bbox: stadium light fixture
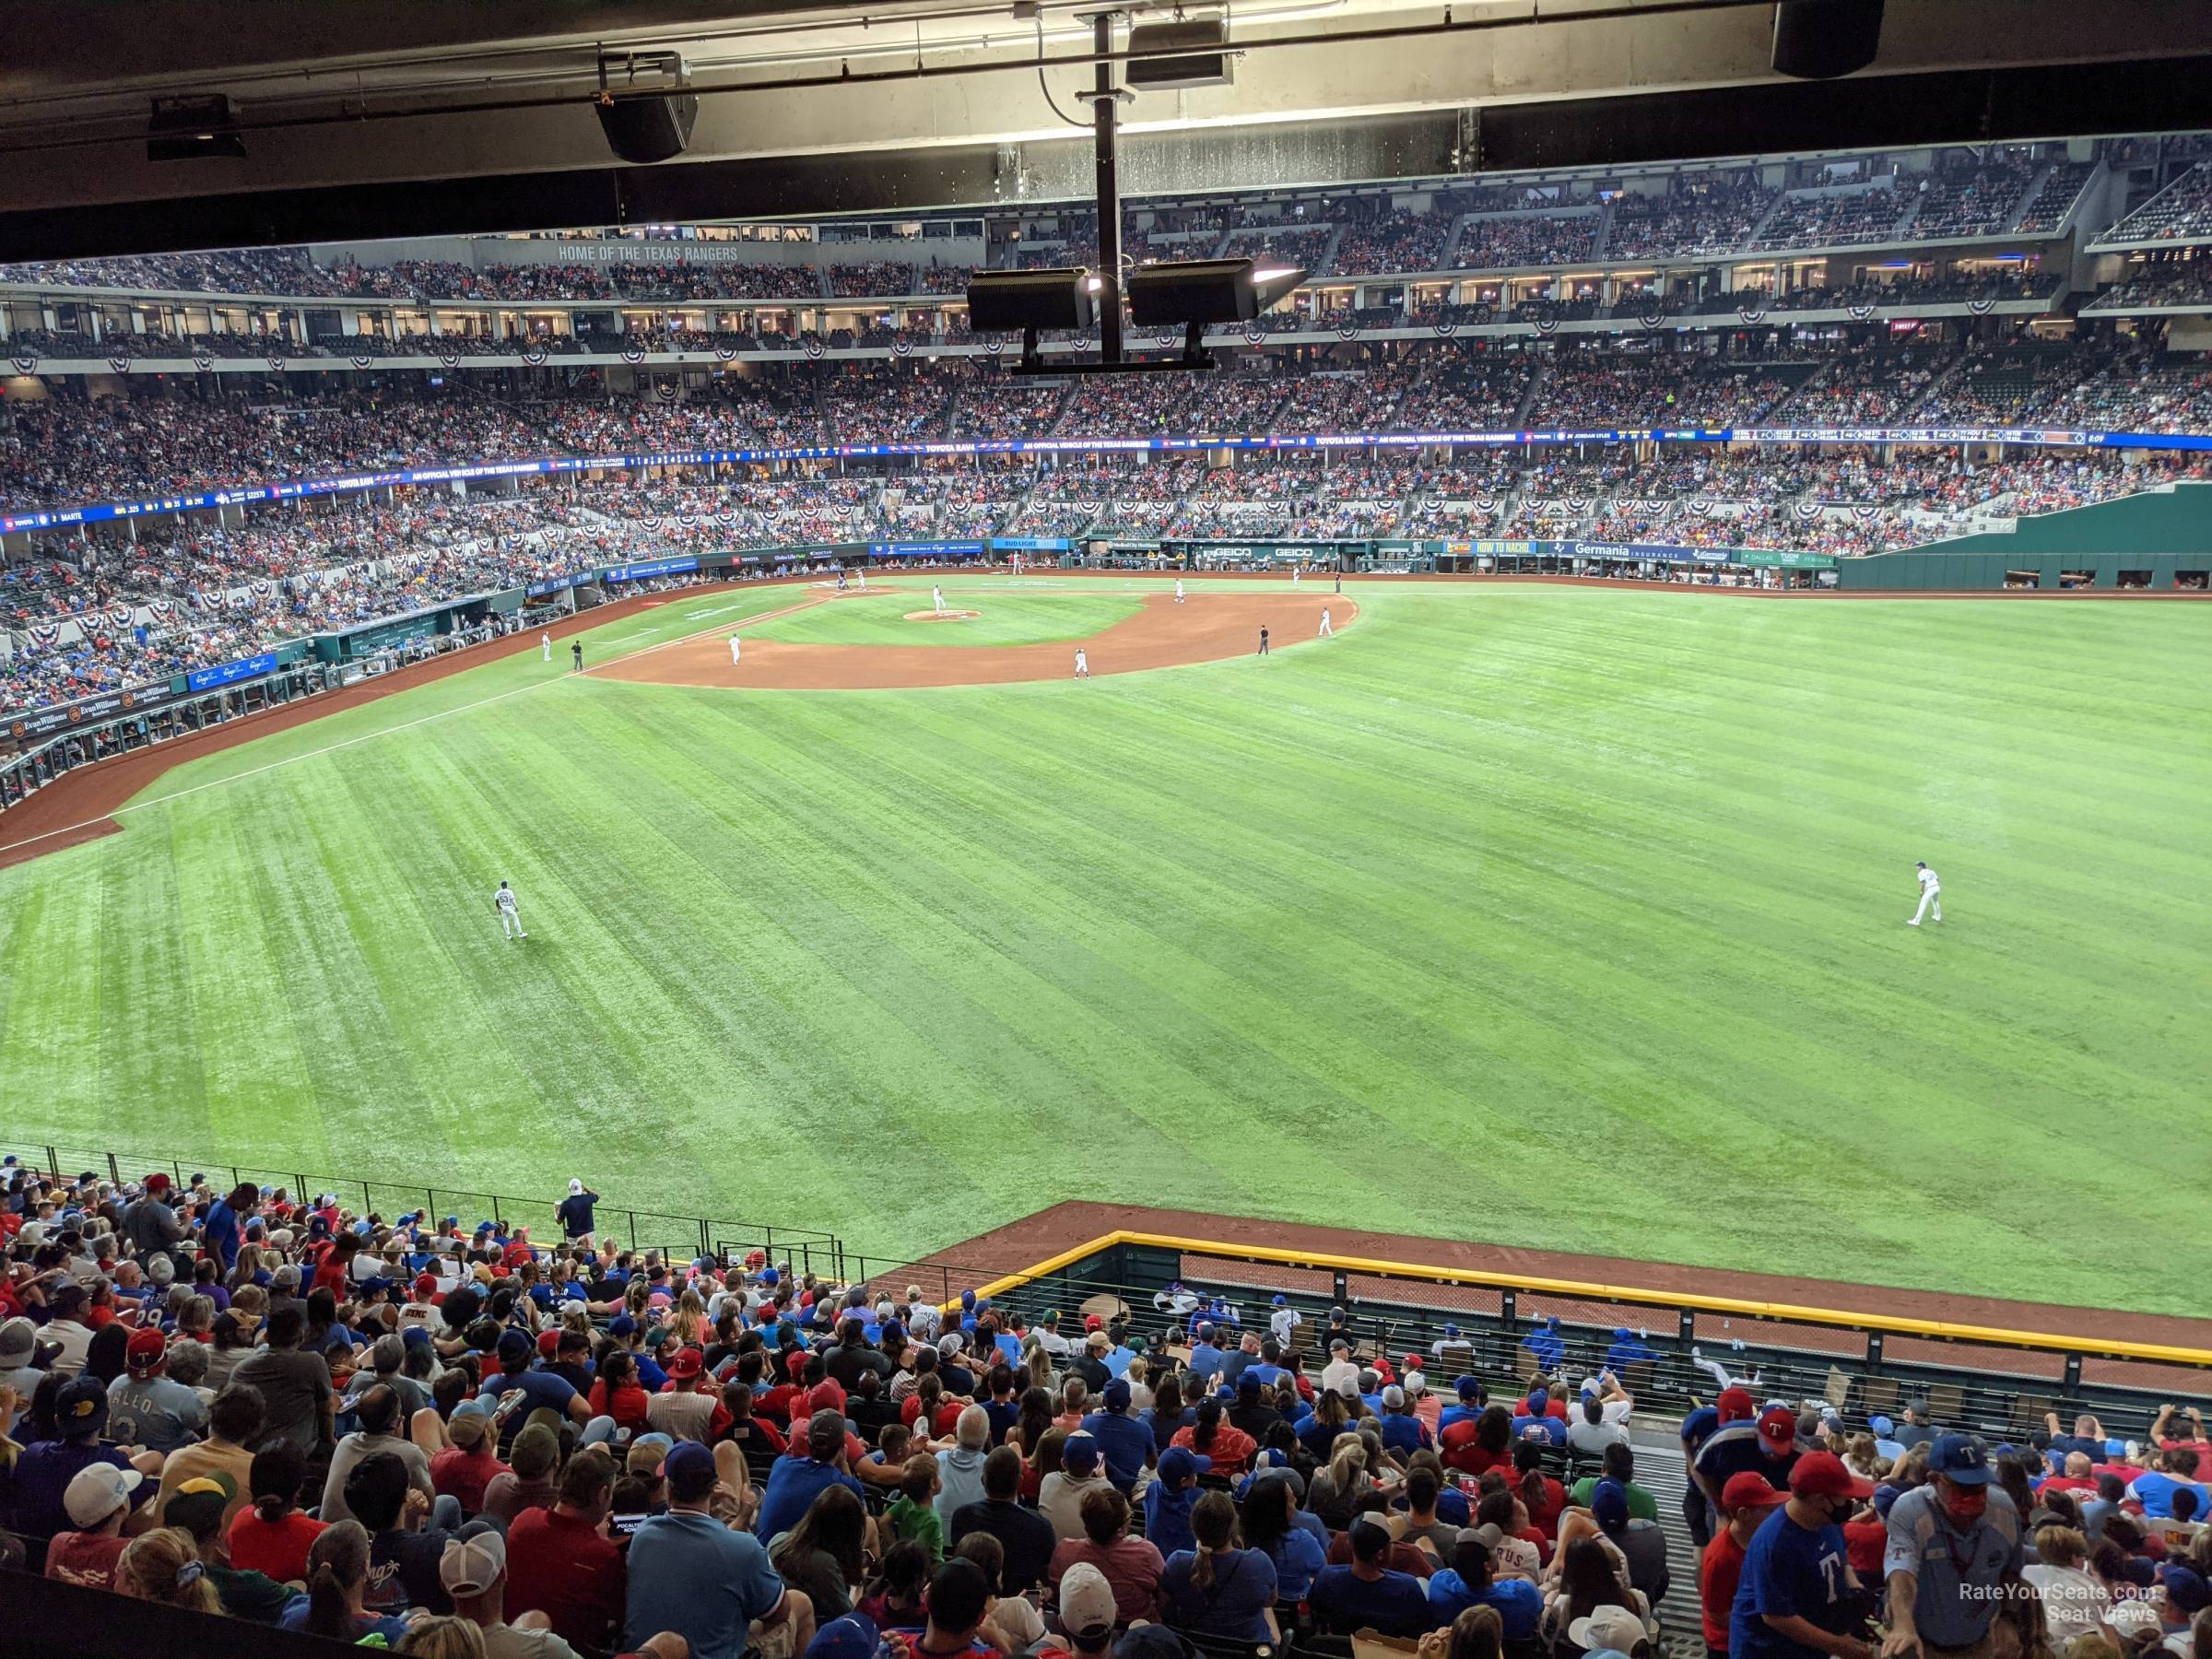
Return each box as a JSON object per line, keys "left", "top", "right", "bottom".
{"left": 1125, "top": 257, "right": 1311, "bottom": 327}
{"left": 964, "top": 266, "right": 1098, "bottom": 371}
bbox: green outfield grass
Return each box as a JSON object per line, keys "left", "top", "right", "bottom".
{"left": 2, "top": 575, "right": 2207, "bottom": 1314}
{"left": 745, "top": 585, "right": 1146, "bottom": 646}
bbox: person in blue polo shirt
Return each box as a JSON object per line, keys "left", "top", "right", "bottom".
{"left": 1731, "top": 1451, "right": 1877, "bottom": 1659}
{"left": 1377, "top": 1385, "right": 1430, "bottom": 1456}
{"left": 1312, "top": 1517, "right": 1438, "bottom": 1636}
{"left": 1881, "top": 1434, "right": 2024, "bottom": 1659}
{"left": 758, "top": 1408, "right": 867, "bottom": 1542}
{"left": 627, "top": 1441, "right": 806, "bottom": 1659}
{"left": 1511, "top": 1389, "right": 1565, "bottom": 1447}
{"left": 1439, "top": 1378, "right": 1486, "bottom": 1434}
{"left": 1080, "top": 1378, "right": 1153, "bottom": 1493}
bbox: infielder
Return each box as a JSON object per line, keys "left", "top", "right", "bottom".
{"left": 1909, "top": 861, "right": 1942, "bottom": 926}
{"left": 495, "top": 880, "right": 527, "bottom": 940}
{"left": 571, "top": 640, "right": 583, "bottom": 672}
{"left": 1074, "top": 648, "right": 1089, "bottom": 678}
{"left": 1174, "top": 578, "right": 1185, "bottom": 604}
{"left": 1291, "top": 567, "right": 1301, "bottom": 587}
{"left": 932, "top": 584, "right": 947, "bottom": 616}
{"left": 541, "top": 630, "right": 550, "bottom": 662}
{"left": 729, "top": 635, "right": 742, "bottom": 665}
{"left": 1257, "top": 625, "right": 1270, "bottom": 655}
{"left": 1319, "top": 607, "right": 1334, "bottom": 638}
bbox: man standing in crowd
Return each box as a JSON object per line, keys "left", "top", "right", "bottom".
{"left": 1698, "top": 1405, "right": 1810, "bottom": 1532}
{"left": 1703, "top": 1473, "right": 1788, "bottom": 1659}
{"left": 556, "top": 1179, "right": 599, "bottom": 1247}
{"left": 1880, "top": 1435, "right": 2023, "bottom": 1659}
{"left": 1731, "top": 1451, "right": 1877, "bottom": 1659}
{"left": 229, "top": 1306, "right": 334, "bottom": 1457}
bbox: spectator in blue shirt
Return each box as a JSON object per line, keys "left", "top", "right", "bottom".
{"left": 1186, "top": 1324, "right": 1227, "bottom": 1384}
{"left": 759, "top": 1408, "right": 869, "bottom": 1542}
{"left": 2127, "top": 1448, "right": 2211, "bottom": 1520}
{"left": 477, "top": 1330, "right": 590, "bottom": 1453}
{"left": 1378, "top": 1385, "right": 1431, "bottom": 1456}
{"left": 1161, "top": 1490, "right": 1280, "bottom": 1643}
{"left": 1605, "top": 1326, "right": 1658, "bottom": 1371}
{"left": 1312, "top": 1517, "right": 1437, "bottom": 1636}
{"left": 1439, "top": 1378, "right": 1487, "bottom": 1434}
{"left": 1241, "top": 1470, "right": 1328, "bottom": 1602}
{"left": 1520, "top": 1316, "right": 1564, "bottom": 1373}
{"left": 1729, "top": 1451, "right": 1876, "bottom": 1659}
{"left": 1080, "top": 1377, "right": 1153, "bottom": 1493}
{"left": 1427, "top": 1531, "right": 1543, "bottom": 1639}
{"left": 627, "top": 1441, "right": 809, "bottom": 1659}
{"left": 201, "top": 1183, "right": 257, "bottom": 1273}
{"left": 1145, "top": 1445, "right": 1210, "bottom": 1559}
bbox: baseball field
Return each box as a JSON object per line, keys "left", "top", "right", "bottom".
{"left": 1, "top": 574, "right": 2206, "bottom": 1314}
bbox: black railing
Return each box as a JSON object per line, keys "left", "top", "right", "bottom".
{"left": 5, "top": 1140, "right": 845, "bottom": 1281}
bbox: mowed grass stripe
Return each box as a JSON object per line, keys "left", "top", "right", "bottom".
{"left": 0, "top": 582, "right": 2205, "bottom": 1310}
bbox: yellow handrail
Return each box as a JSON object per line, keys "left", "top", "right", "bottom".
{"left": 947, "top": 1229, "right": 2212, "bottom": 1370}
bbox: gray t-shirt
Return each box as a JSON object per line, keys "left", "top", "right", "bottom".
{"left": 322, "top": 1430, "right": 436, "bottom": 1525}
{"left": 231, "top": 1347, "right": 334, "bottom": 1454}
{"left": 107, "top": 1373, "right": 209, "bottom": 1453}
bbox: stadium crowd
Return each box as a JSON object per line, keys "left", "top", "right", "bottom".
{"left": 5, "top": 1161, "right": 2212, "bottom": 1659}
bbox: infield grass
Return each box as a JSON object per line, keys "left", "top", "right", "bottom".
{"left": 2, "top": 575, "right": 2206, "bottom": 1315}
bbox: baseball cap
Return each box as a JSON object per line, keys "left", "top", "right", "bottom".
{"left": 1455, "top": 1377, "right": 1482, "bottom": 1401}
{"left": 1789, "top": 1452, "right": 1876, "bottom": 1500}
{"left": 1382, "top": 1384, "right": 1406, "bottom": 1410}
{"left": 1930, "top": 1433, "right": 1991, "bottom": 1487}
{"left": 1716, "top": 1386, "right": 1756, "bottom": 1423}
{"left": 1063, "top": 1432, "right": 1100, "bottom": 1474}
{"left": 414, "top": 1272, "right": 441, "bottom": 1296}
{"left": 0, "top": 1318, "right": 36, "bottom": 1367}
{"left": 1757, "top": 1406, "right": 1798, "bottom": 1451}
{"left": 1102, "top": 1379, "right": 1132, "bottom": 1411}
{"left": 1722, "top": 1473, "right": 1789, "bottom": 1512}
{"left": 1114, "top": 1627, "right": 1188, "bottom": 1659}
{"left": 807, "top": 1615, "right": 883, "bottom": 1659}
{"left": 1591, "top": 1479, "right": 1630, "bottom": 1535}
{"left": 1237, "top": 1371, "right": 1262, "bottom": 1397}
{"left": 1159, "top": 1446, "right": 1212, "bottom": 1484}
{"left": 1059, "top": 1561, "right": 1118, "bottom": 1641}
{"left": 125, "top": 1327, "right": 168, "bottom": 1374}
{"left": 496, "top": 1329, "right": 533, "bottom": 1368}
{"left": 568, "top": 1178, "right": 584, "bottom": 1195}
{"left": 56, "top": 1376, "right": 109, "bottom": 1438}
{"left": 64, "top": 1463, "right": 143, "bottom": 1528}
{"left": 667, "top": 1347, "right": 705, "bottom": 1382}
{"left": 1869, "top": 1416, "right": 1895, "bottom": 1437}
{"left": 440, "top": 1531, "right": 507, "bottom": 1596}
{"left": 1271, "top": 1294, "right": 1288, "bottom": 1307}
{"left": 2164, "top": 1566, "right": 2211, "bottom": 1615}
{"left": 162, "top": 1477, "right": 230, "bottom": 1539}
{"left": 1567, "top": 1607, "right": 1646, "bottom": 1656}
{"left": 1524, "top": 1388, "right": 1548, "bottom": 1414}
{"left": 664, "top": 1440, "right": 718, "bottom": 1494}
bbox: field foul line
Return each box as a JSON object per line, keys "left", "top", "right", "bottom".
{"left": 0, "top": 592, "right": 829, "bottom": 861}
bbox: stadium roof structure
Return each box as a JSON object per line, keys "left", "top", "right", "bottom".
{"left": 0, "top": 0, "right": 2207, "bottom": 257}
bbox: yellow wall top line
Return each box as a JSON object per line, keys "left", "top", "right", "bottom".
{"left": 943, "top": 1229, "right": 2212, "bottom": 1371}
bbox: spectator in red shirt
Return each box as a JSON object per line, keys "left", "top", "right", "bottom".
{"left": 429, "top": 1406, "right": 507, "bottom": 1515}
{"left": 506, "top": 1446, "right": 628, "bottom": 1653}
{"left": 1171, "top": 1398, "right": 1257, "bottom": 1477}
{"left": 1511, "top": 1441, "right": 1567, "bottom": 1541}
{"left": 227, "top": 1443, "right": 327, "bottom": 1584}
{"left": 1444, "top": 1406, "right": 1514, "bottom": 1478}
{"left": 591, "top": 1349, "right": 653, "bottom": 1440}
{"left": 1699, "top": 1472, "right": 1787, "bottom": 1659}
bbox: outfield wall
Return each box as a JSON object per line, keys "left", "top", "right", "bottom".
{"left": 1838, "top": 482, "right": 2212, "bottom": 590}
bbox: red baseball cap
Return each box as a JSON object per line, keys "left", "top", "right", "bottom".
{"left": 143, "top": 1173, "right": 171, "bottom": 1194}
{"left": 1722, "top": 1472, "right": 1788, "bottom": 1512}
{"left": 1789, "top": 1451, "right": 1876, "bottom": 1500}
{"left": 1084, "top": 1314, "right": 1103, "bottom": 1331}
{"left": 537, "top": 1329, "right": 561, "bottom": 1359}
{"left": 667, "top": 1347, "right": 705, "bottom": 1381}
{"left": 414, "top": 1273, "right": 440, "bottom": 1296}
{"left": 125, "top": 1327, "right": 168, "bottom": 1373}
{"left": 1757, "top": 1406, "right": 1798, "bottom": 1451}
{"left": 1716, "top": 1387, "right": 1756, "bottom": 1423}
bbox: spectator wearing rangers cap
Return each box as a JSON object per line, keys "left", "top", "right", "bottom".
{"left": 1730, "top": 1451, "right": 1877, "bottom": 1659}
{"left": 107, "top": 1325, "right": 207, "bottom": 1454}
{"left": 1701, "top": 1472, "right": 1788, "bottom": 1659}
{"left": 1697, "top": 1403, "right": 1814, "bottom": 1532}
{"left": 1879, "top": 1434, "right": 2024, "bottom": 1659}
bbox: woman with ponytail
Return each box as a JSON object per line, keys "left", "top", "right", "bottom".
{"left": 1171, "top": 1395, "right": 1258, "bottom": 1476}
{"left": 1512, "top": 1440, "right": 1567, "bottom": 1542}
{"left": 117, "top": 1527, "right": 227, "bottom": 1615}
{"left": 276, "top": 1519, "right": 412, "bottom": 1644}
{"left": 228, "top": 1441, "right": 326, "bottom": 1583}
{"left": 1160, "top": 1489, "right": 1280, "bottom": 1642}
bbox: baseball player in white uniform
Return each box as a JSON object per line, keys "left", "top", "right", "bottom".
{"left": 1319, "top": 607, "right": 1334, "bottom": 638}
{"left": 933, "top": 585, "right": 947, "bottom": 616}
{"left": 729, "top": 635, "right": 742, "bottom": 665}
{"left": 1909, "top": 861, "right": 1942, "bottom": 926}
{"left": 1074, "top": 648, "right": 1089, "bottom": 678}
{"left": 1174, "top": 579, "right": 1185, "bottom": 604}
{"left": 541, "top": 631, "right": 550, "bottom": 662}
{"left": 857, "top": 570, "right": 868, "bottom": 591}
{"left": 495, "top": 880, "right": 526, "bottom": 940}
{"left": 1291, "top": 567, "right": 1301, "bottom": 587}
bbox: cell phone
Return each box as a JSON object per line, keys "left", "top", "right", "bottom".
{"left": 610, "top": 1512, "right": 649, "bottom": 1537}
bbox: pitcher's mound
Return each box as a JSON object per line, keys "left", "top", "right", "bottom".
{"left": 906, "top": 609, "right": 982, "bottom": 622}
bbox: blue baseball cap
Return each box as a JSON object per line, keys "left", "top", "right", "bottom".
{"left": 1592, "top": 1478, "right": 1630, "bottom": 1535}
{"left": 1455, "top": 1377, "right": 1482, "bottom": 1401}
{"left": 608, "top": 1314, "right": 637, "bottom": 1337}
{"left": 1158, "top": 1446, "right": 1211, "bottom": 1484}
{"left": 1869, "top": 1416, "right": 1894, "bottom": 1437}
{"left": 1272, "top": 1295, "right": 1287, "bottom": 1306}
{"left": 806, "top": 1614, "right": 882, "bottom": 1659}
{"left": 1443, "top": 1323, "right": 1459, "bottom": 1337}
{"left": 664, "top": 1440, "right": 717, "bottom": 1488}
{"left": 2162, "top": 1566, "right": 2210, "bottom": 1615}
{"left": 1930, "top": 1432, "right": 1990, "bottom": 1486}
